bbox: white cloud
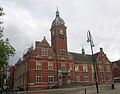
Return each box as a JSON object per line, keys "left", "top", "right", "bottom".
{"left": 0, "top": 0, "right": 120, "bottom": 64}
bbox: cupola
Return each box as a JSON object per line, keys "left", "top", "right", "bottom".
{"left": 52, "top": 9, "right": 65, "bottom": 26}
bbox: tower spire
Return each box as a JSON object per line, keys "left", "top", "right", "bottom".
{"left": 56, "top": 6, "right": 59, "bottom": 17}
{"left": 57, "top": 5, "right": 58, "bottom": 12}
{"left": 51, "top": 6, "right": 65, "bottom": 26}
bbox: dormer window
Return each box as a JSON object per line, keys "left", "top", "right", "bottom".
{"left": 42, "top": 48, "right": 48, "bottom": 56}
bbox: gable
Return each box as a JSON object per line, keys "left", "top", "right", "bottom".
{"left": 35, "top": 37, "right": 51, "bottom": 48}
{"left": 39, "top": 40, "right": 50, "bottom": 48}
{"left": 96, "top": 52, "right": 110, "bottom": 64}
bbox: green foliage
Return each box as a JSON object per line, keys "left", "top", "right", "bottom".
{"left": 0, "top": 8, "right": 15, "bottom": 73}
{"left": 0, "top": 30, "right": 15, "bottom": 73}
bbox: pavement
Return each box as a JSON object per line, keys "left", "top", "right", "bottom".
{"left": 79, "top": 83, "right": 120, "bottom": 94}
{"left": 18, "top": 83, "right": 120, "bottom": 94}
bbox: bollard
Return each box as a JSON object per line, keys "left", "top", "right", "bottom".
{"left": 112, "top": 84, "right": 115, "bottom": 89}
{"left": 85, "top": 88, "right": 86, "bottom": 94}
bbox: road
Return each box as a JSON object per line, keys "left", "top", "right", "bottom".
{"left": 19, "top": 83, "right": 120, "bottom": 94}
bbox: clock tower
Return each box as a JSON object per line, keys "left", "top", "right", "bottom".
{"left": 50, "top": 10, "right": 68, "bottom": 58}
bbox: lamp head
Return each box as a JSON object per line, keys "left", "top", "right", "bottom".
{"left": 87, "top": 39, "right": 90, "bottom": 42}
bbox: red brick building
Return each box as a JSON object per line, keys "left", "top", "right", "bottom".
{"left": 9, "top": 65, "right": 14, "bottom": 90}
{"left": 14, "top": 10, "right": 112, "bottom": 91}
{"left": 112, "top": 60, "right": 120, "bottom": 83}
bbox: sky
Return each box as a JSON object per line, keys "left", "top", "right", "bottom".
{"left": 0, "top": 0, "right": 120, "bottom": 64}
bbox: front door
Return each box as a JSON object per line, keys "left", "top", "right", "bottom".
{"left": 62, "top": 73, "right": 68, "bottom": 85}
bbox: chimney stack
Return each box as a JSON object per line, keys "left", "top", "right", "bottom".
{"left": 100, "top": 48, "right": 103, "bottom": 53}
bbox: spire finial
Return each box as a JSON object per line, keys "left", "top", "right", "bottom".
{"left": 56, "top": 6, "right": 59, "bottom": 17}
{"left": 57, "top": 6, "right": 58, "bottom": 12}
{"left": 82, "top": 46, "right": 85, "bottom": 55}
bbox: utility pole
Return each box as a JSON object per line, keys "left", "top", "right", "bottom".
{"left": 87, "top": 30, "right": 99, "bottom": 93}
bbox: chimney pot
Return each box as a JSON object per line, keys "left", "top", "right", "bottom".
{"left": 100, "top": 48, "right": 103, "bottom": 53}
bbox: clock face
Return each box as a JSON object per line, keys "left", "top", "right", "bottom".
{"left": 59, "top": 29, "right": 64, "bottom": 35}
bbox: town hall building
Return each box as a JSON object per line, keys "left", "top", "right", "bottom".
{"left": 14, "top": 10, "right": 112, "bottom": 91}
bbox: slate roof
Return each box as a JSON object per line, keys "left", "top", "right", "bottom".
{"left": 69, "top": 52, "right": 100, "bottom": 63}
{"left": 112, "top": 60, "right": 120, "bottom": 67}
{"left": 112, "top": 60, "right": 120, "bottom": 63}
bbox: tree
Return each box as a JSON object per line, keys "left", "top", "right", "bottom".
{"left": 0, "top": 7, "right": 15, "bottom": 73}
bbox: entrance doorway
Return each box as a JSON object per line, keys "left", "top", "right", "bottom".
{"left": 62, "top": 73, "right": 68, "bottom": 85}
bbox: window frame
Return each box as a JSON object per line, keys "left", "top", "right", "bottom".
{"left": 48, "top": 62, "right": 54, "bottom": 70}
{"left": 84, "top": 72, "right": 89, "bottom": 81}
{"left": 83, "top": 64, "right": 88, "bottom": 72}
{"left": 61, "top": 63, "right": 66, "bottom": 72}
{"left": 106, "top": 64, "right": 110, "bottom": 72}
{"left": 48, "top": 76, "right": 54, "bottom": 83}
{"left": 36, "top": 60, "right": 42, "bottom": 70}
{"left": 42, "top": 48, "right": 48, "bottom": 56}
{"left": 100, "top": 72, "right": 105, "bottom": 81}
{"left": 99, "top": 64, "right": 104, "bottom": 72}
{"left": 75, "top": 64, "right": 79, "bottom": 72}
{"left": 69, "top": 64, "right": 73, "bottom": 71}
{"left": 76, "top": 75, "right": 80, "bottom": 82}
{"left": 36, "top": 74, "right": 42, "bottom": 83}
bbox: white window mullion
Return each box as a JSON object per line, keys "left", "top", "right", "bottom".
{"left": 42, "top": 48, "right": 48, "bottom": 56}
{"left": 36, "top": 60, "right": 42, "bottom": 70}
{"left": 36, "top": 75, "right": 42, "bottom": 83}
{"left": 48, "top": 76, "right": 54, "bottom": 83}
{"left": 48, "top": 62, "right": 53, "bottom": 70}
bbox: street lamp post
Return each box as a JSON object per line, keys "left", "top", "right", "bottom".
{"left": 87, "top": 30, "right": 99, "bottom": 93}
